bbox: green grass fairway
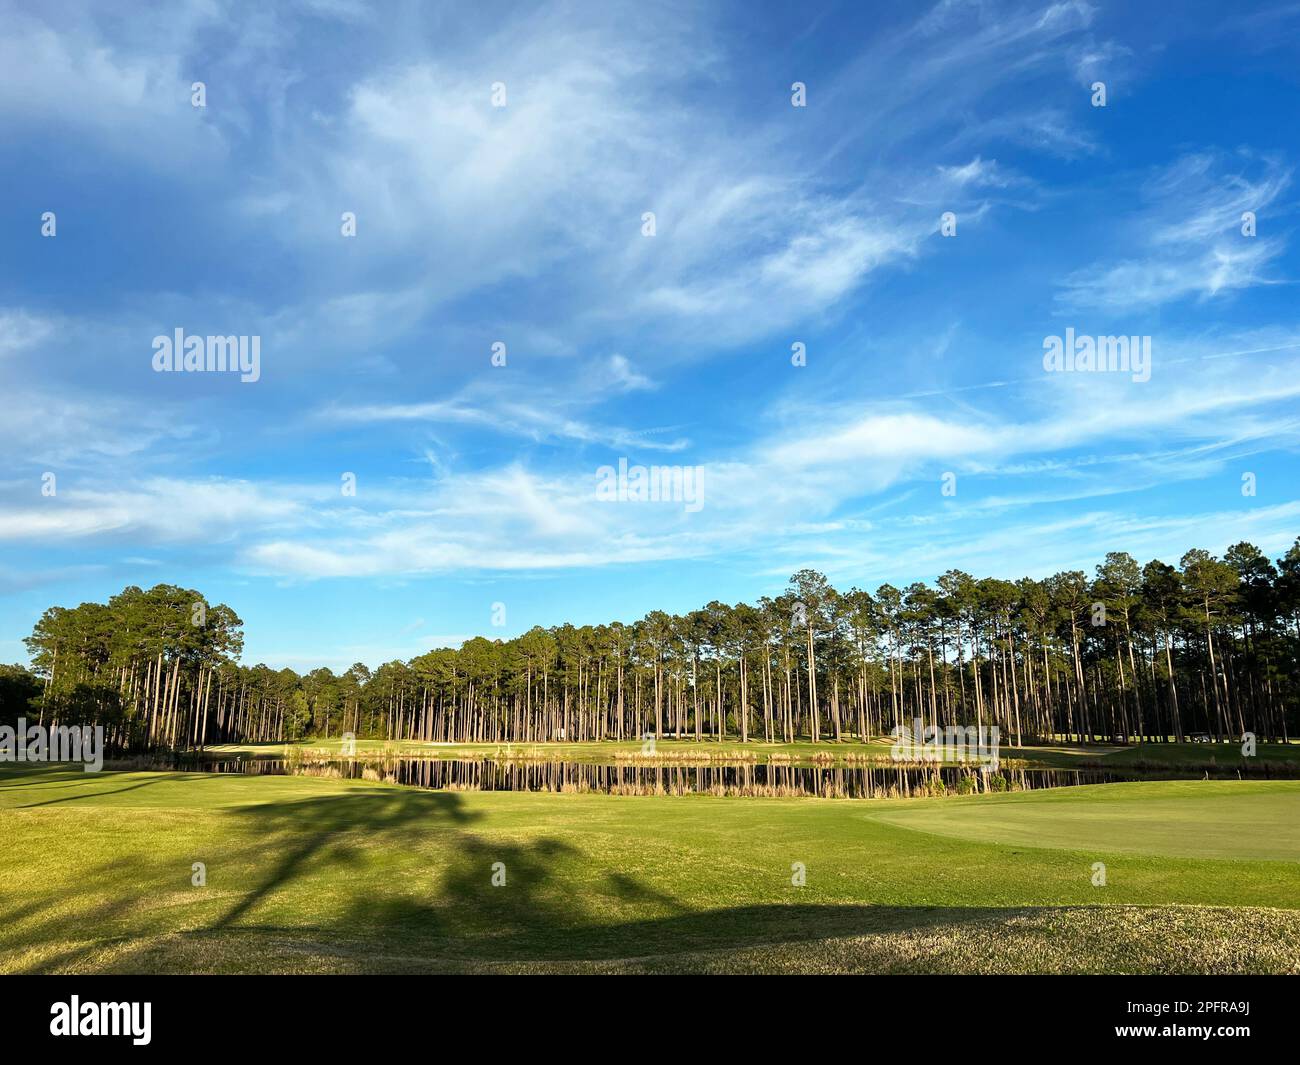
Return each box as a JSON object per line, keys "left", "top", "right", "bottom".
{"left": 870, "top": 780, "right": 1300, "bottom": 860}
{"left": 1023, "top": 740, "right": 1300, "bottom": 770}
{"left": 1096, "top": 741, "right": 1300, "bottom": 767}
{"left": 2, "top": 766, "right": 1299, "bottom": 974}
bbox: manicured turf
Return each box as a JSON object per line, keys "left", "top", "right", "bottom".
{"left": 2, "top": 765, "right": 1298, "bottom": 973}
{"left": 870, "top": 780, "right": 1300, "bottom": 860}
{"left": 1095, "top": 740, "right": 1300, "bottom": 767}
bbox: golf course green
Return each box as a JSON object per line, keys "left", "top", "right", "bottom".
{"left": 2, "top": 763, "right": 1298, "bottom": 973}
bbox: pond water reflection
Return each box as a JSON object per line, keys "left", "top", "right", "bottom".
{"left": 166, "top": 755, "right": 1155, "bottom": 799}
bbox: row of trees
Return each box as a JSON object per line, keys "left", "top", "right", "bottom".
{"left": 6, "top": 538, "right": 1300, "bottom": 751}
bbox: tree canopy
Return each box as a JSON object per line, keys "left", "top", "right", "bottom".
{"left": 7, "top": 537, "right": 1300, "bottom": 750}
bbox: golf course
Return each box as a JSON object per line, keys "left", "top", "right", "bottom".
{"left": 4, "top": 755, "right": 1299, "bottom": 974}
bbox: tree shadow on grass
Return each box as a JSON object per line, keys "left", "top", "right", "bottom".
{"left": 1, "top": 783, "right": 483, "bottom": 972}
{"left": 17, "top": 776, "right": 172, "bottom": 807}
{"left": 211, "top": 788, "right": 481, "bottom": 930}
{"left": 0, "top": 768, "right": 105, "bottom": 791}
{"left": 0, "top": 773, "right": 1114, "bottom": 973}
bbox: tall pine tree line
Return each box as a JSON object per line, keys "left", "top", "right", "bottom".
{"left": 8, "top": 539, "right": 1300, "bottom": 750}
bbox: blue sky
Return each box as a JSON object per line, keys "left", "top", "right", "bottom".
{"left": 2, "top": 0, "right": 1299, "bottom": 671}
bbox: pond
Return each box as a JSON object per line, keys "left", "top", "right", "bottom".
{"left": 157, "top": 754, "right": 1171, "bottom": 799}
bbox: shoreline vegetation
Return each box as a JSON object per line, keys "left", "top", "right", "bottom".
{"left": 94, "top": 735, "right": 1300, "bottom": 803}
{"left": 199, "top": 734, "right": 1300, "bottom": 762}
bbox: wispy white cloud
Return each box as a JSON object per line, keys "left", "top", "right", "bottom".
{"left": 323, "top": 393, "right": 688, "bottom": 452}
{"left": 0, "top": 6, "right": 227, "bottom": 166}
{"left": 0, "top": 310, "right": 55, "bottom": 356}
{"left": 1058, "top": 152, "right": 1292, "bottom": 310}
{"left": 604, "top": 354, "right": 655, "bottom": 393}
{"left": 0, "top": 478, "right": 307, "bottom": 544}
{"left": 9, "top": 329, "right": 1288, "bottom": 585}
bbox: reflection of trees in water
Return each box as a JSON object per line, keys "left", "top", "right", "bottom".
{"left": 186, "top": 757, "right": 1120, "bottom": 799}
